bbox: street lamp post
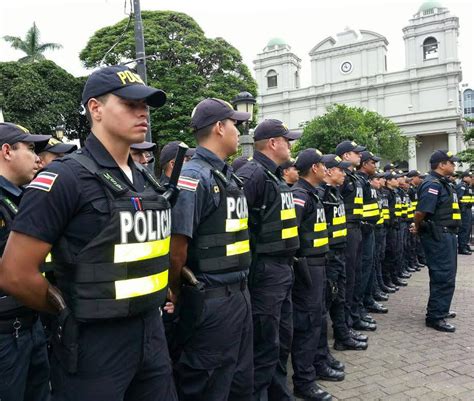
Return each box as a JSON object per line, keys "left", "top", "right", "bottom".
{"left": 231, "top": 91, "right": 256, "bottom": 158}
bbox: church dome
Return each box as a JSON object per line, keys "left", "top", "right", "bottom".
{"left": 266, "top": 38, "right": 287, "bottom": 47}
{"left": 418, "top": 1, "right": 444, "bottom": 12}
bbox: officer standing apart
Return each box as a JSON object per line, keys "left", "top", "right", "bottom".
{"left": 0, "top": 65, "right": 178, "bottom": 400}
{"left": 0, "top": 123, "right": 50, "bottom": 401}
{"left": 169, "top": 98, "right": 253, "bottom": 401}
{"left": 237, "top": 119, "right": 301, "bottom": 401}
{"left": 413, "top": 150, "right": 461, "bottom": 333}
{"left": 290, "top": 149, "right": 334, "bottom": 401}
{"left": 456, "top": 171, "right": 473, "bottom": 255}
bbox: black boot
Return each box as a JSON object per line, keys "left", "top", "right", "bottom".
{"left": 294, "top": 384, "right": 333, "bottom": 401}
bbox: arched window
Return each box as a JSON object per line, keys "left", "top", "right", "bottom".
{"left": 423, "top": 37, "right": 438, "bottom": 60}
{"left": 266, "top": 70, "right": 278, "bottom": 88}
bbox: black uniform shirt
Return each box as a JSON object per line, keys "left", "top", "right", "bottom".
{"left": 0, "top": 176, "right": 22, "bottom": 253}
{"left": 12, "top": 134, "right": 146, "bottom": 255}
{"left": 417, "top": 171, "right": 448, "bottom": 216}
{"left": 171, "top": 146, "right": 246, "bottom": 287}
{"left": 292, "top": 177, "right": 320, "bottom": 225}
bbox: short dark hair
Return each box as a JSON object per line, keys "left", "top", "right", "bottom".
{"left": 430, "top": 162, "right": 440, "bottom": 170}
{"left": 298, "top": 167, "right": 311, "bottom": 177}
{"left": 85, "top": 94, "right": 110, "bottom": 127}
{"left": 193, "top": 123, "right": 215, "bottom": 143}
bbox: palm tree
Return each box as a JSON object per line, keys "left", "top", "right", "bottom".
{"left": 3, "top": 22, "right": 62, "bottom": 63}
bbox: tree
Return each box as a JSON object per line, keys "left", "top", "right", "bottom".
{"left": 456, "top": 117, "right": 474, "bottom": 166}
{"left": 79, "top": 11, "right": 257, "bottom": 147}
{"left": 294, "top": 104, "right": 409, "bottom": 162}
{"left": 0, "top": 60, "right": 88, "bottom": 139}
{"left": 3, "top": 22, "right": 62, "bottom": 63}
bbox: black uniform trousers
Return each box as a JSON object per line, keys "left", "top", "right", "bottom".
{"left": 371, "top": 226, "right": 386, "bottom": 291}
{"left": 343, "top": 224, "right": 362, "bottom": 327}
{"left": 421, "top": 231, "right": 457, "bottom": 321}
{"left": 416, "top": 235, "right": 426, "bottom": 264}
{"left": 351, "top": 224, "right": 375, "bottom": 322}
{"left": 176, "top": 286, "right": 253, "bottom": 401}
{"left": 458, "top": 207, "right": 472, "bottom": 251}
{"left": 50, "top": 309, "right": 177, "bottom": 401}
{"left": 382, "top": 225, "right": 400, "bottom": 284}
{"left": 406, "top": 228, "right": 417, "bottom": 268}
{"left": 0, "top": 318, "right": 50, "bottom": 401}
{"left": 291, "top": 258, "right": 325, "bottom": 392}
{"left": 250, "top": 255, "right": 294, "bottom": 401}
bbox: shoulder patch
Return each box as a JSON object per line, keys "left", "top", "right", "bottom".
{"left": 178, "top": 176, "right": 199, "bottom": 192}
{"left": 293, "top": 198, "right": 306, "bottom": 207}
{"left": 427, "top": 187, "right": 439, "bottom": 195}
{"left": 27, "top": 172, "right": 58, "bottom": 192}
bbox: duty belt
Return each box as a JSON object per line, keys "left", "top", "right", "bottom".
{"left": 346, "top": 222, "right": 361, "bottom": 228}
{"left": 0, "top": 314, "right": 38, "bottom": 337}
{"left": 204, "top": 279, "right": 247, "bottom": 299}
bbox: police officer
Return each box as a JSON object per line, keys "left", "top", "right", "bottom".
{"left": 413, "top": 150, "right": 461, "bottom": 332}
{"left": 158, "top": 140, "right": 182, "bottom": 185}
{"left": 456, "top": 171, "right": 473, "bottom": 254}
{"left": 396, "top": 172, "right": 413, "bottom": 280}
{"left": 290, "top": 149, "right": 334, "bottom": 400}
{"left": 406, "top": 170, "right": 424, "bottom": 270}
{"left": 281, "top": 158, "right": 298, "bottom": 186}
{"left": 0, "top": 65, "right": 178, "bottom": 400}
{"left": 231, "top": 155, "right": 250, "bottom": 172}
{"left": 0, "top": 123, "right": 50, "bottom": 401}
{"left": 130, "top": 140, "right": 156, "bottom": 165}
{"left": 335, "top": 141, "right": 376, "bottom": 331}
{"left": 38, "top": 137, "right": 77, "bottom": 168}
{"left": 354, "top": 151, "right": 388, "bottom": 318}
{"left": 237, "top": 119, "right": 301, "bottom": 401}
{"left": 169, "top": 98, "right": 253, "bottom": 401}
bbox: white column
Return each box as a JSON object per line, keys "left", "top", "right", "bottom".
{"left": 448, "top": 132, "right": 457, "bottom": 153}
{"left": 408, "top": 136, "right": 417, "bottom": 170}
{"left": 0, "top": 108, "right": 4, "bottom": 123}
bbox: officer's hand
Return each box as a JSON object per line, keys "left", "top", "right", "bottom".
{"left": 163, "top": 301, "right": 175, "bottom": 314}
{"left": 167, "top": 287, "right": 179, "bottom": 305}
{"left": 409, "top": 223, "right": 417, "bottom": 235}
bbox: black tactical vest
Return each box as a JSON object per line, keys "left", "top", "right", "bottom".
{"left": 386, "top": 188, "right": 401, "bottom": 226}
{"left": 321, "top": 186, "right": 347, "bottom": 248}
{"left": 341, "top": 171, "right": 363, "bottom": 222}
{"left": 293, "top": 187, "right": 329, "bottom": 258}
{"left": 250, "top": 163, "right": 299, "bottom": 255}
{"left": 426, "top": 176, "right": 462, "bottom": 228}
{"left": 52, "top": 153, "right": 171, "bottom": 322}
{"left": 187, "top": 162, "right": 251, "bottom": 274}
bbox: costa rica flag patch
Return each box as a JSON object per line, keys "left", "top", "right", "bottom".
{"left": 27, "top": 172, "right": 58, "bottom": 192}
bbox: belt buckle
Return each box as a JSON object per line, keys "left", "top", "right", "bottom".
{"left": 12, "top": 318, "right": 21, "bottom": 339}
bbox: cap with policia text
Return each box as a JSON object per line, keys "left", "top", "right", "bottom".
{"left": 130, "top": 141, "right": 157, "bottom": 151}
{"left": 0, "top": 123, "right": 51, "bottom": 152}
{"left": 372, "top": 169, "right": 385, "bottom": 179}
{"left": 335, "top": 140, "right": 366, "bottom": 156}
{"left": 383, "top": 162, "right": 398, "bottom": 171}
{"left": 191, "top": 98, "right": 250, "bottom": 131}
{"left": 324, "top": 154, "right": 353, "bottom": 169}
{"left": 429, "top": 149, "right": 460, "bottom": 164}
{"left": 294, "top": 148, "right": 333, "bottom": 171}
{"left": 253, "top": 119, "right": 302, "bottom": 141}
{"left": 42, "top": 137, "right": 77, "bottom": 154}
{"left": 82, "top": 65, "right": 167, "bottom": 108}
{"left": 280, "top": 158, "right": 296, "bottom": 170}
{"left": 360, "top": 150, "right": 381, "bottom": 163}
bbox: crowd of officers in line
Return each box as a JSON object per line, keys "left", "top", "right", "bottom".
{"left": 0, "top": 65, "right": 472, "bottom": 401}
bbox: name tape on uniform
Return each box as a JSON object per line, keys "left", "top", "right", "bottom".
{"left": 27, "top": 172, "right": 58, "bottom": 192}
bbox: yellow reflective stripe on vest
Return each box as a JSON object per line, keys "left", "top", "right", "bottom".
{"left": 354, "top": 197, "right": 363, "bottom": 204}
{"left": 114, "top": 237, "right": 170, "bottom": 263}
{"left": 452, "top": 202, "right": 459, "bottom": 210}
{"left": 226, "top": 240, "right": 250, "bottom": 256}
{"left": 313, "top": 237, "right": 329, "bottom": 248}
{"left": 333, "top": 228, "right": 347, "bottom": 238}
{"left": 282, "top": 226, "right": 298, "bottom": 239}
{"left": 314, "top": 222, "right": 327, "bottom": 232}
{"left": 45, "top": 253, "right": 52, "bottom": 263}
{"left": 362, "top": 203, "right": 379, "bottom": 217}
{"left": 226, "top": 218, "right": 248, "bottom": 232}
{"left": 453, "top": 213, "right": 461, "bottom": 220}
{"left": 333, "top": 216, "right": 346, "bottom": 225}
{"left": 281, "top": 208, "right": 296, "bottom": 220}
{"left": 115, "top": 270, "right": 168, "bottom": 300}
{"left": 354, "top": 208, "right": 363, "bottom": 215}
{"left": 412, "top": 201, "right": 418, "bottom": 208}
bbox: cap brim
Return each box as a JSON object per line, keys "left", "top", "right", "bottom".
{"left": 338, "top": 161, "right": 353, "bottom": 169}
{"left": 354, "top": 145, "right": 366, "bottom": 152}
{"left": 320, "top": 154, "right": 334, "bottom": 163}
{"left": 231, "top": 110, "right": 251, "bottom": 123}
{"left": 283, "top": 131, "right": 302, "bottom": 141}
{"left": 450, "top": 156, "right": 460, "bottom": 162}
{"left": 45, "top": 143, "right": 78, "bottom": 154}
{"left": 22, "top": 134, "right": 52, "bottom": 152}
{"left": 371, "top": 155, "right": 381, "bottom": 162}
{"left": 131, "top": 141, "right": 156, "bottom": 151}
{"left": 113, "top": 85, "right": 167, "bottom": 108}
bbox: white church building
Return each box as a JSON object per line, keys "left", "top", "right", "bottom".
{"left": 253, "top": 1, "right": 465, "bottom": 171}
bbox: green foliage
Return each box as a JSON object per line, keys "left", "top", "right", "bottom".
{"left": 456, "top": 148, "right": 474, "bottom": 165}
{"left": 79, "top": 11, "right": 257, "bottom": 147}
{"left": 294, "top": 104, "right": 408, "bottom": 162}
{"left": 0, "top": 61, "right": 88, "bottom": 138}
{"left": 3, "top": 22, "right": 62, "bottom": 63}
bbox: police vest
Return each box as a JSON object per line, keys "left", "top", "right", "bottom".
{"left": 426, "top": 177, "right": 462, "bottom": 228}
{"left": 408, "top": 186, "right": 418, "bottom": 218}
{"left": 293, "top": 188, "right": 329, "bottom": 258}
{"left": 251, "top": 164, "right": 299, "bottom": 255}
{"left": 322, "top": 187, "right": 347, "bottom": 247}
{"left": 394, "top": 190, "right": 403, "bottom": 219}
{"left": 375, "top": 190, "right": 384, "bottom": 226}
{"left": 458, "top": 184, "right": 473, "bottom": 207}
{"left": 387, "top": 188, "right": 401, "bottom": 225}
{"left": 187, "top": 164, "right": 251, "bottom": 274}
{"left": 52, "top": 153, "right": 171, "bottom": 322}
{"left": 380, "top": 189, "right": 390, "bottom": 225}
{"left": 359, "top": 175, "right": 379, "bottom": 224}
{"left": 342, "top": 171, "right": 363, "bottom": 222}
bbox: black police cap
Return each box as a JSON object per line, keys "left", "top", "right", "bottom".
{"left": 253, "top": 119, "right": 302, "bottom": 141}
{"left": 324, "top": 154, "right": 353, "bottom": 169}
{"left": 384, "top": 171, "right": 400, "bottom": 180}
{"left": 82, "top": 65, "right": 166, "bottom": 108}
{"left": 335, "top": 140, "right": 366, "bottom": 156}
{"left": 406, "top": 170, "right": 421, "bottom": 178}
{"left": 159, "top": 141, "right": 181, "bottom": 165}
{"left": 383, "top": 162, "right": 398, "bottom": 171}
{"left": 191, "top": 98, "right": 250, "bottom": 131}
{"left": 460, "top": 170, "right": 472, "bottom": 179}
{"left": 231, "top": 155, "right": 250, "bottom": 171}
{"left": 0, "top": 122, "right": 51, "bottom": 152}
{"left": 429, "top": 149, "right": 460, "bottom": 164}
{"left": 360, "top": 150, "right": 381, "bottom": 163}
{"left": 130, "top": 141, "right": 157, "bottom": 152}
{"left": 42, "top": 137, "right": 78, "bottom": 154}
{"left": 280, "top": 158, "right": 296, "bottom": 170}
{"left": 294, "top": 148, "right": 333, "bottom": 171}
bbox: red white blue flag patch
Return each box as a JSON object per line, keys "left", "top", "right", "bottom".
{"left": 428, "top": 188, "right": 439, "bottom": 195}
{"left": 27, "top": 172, "right": 58, "bottom": 192}
{"left": 178, "top": 176, "right": 199, "bottom": 192}
{"left": 293, "top": 198, "right": 306, "bottom": 207}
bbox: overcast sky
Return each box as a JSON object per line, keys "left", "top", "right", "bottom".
{"left": 1, "top": 0, "right": 473, "bottom": 90}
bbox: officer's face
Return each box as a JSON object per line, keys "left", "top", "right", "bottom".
{"left": 130, "top": 149, "right": 150, "bottom": 166}
{"left": 7, "top": 141, "right": 40, "bottom": 185}
{"left": 313, "top": 162, "right": 327, "bottom": 182}
{"left": 283, "top": 166, "right": 299, "bottom": 184}
{"left": 344, "top": 151, "right": 361, "bottom": 167}
{"left": 411, "top": 176, "right": 422, "bottom": 186}
{"left": 371, "top": 178, "right": 381, "bottom": 189}
{"left": 363, "top": 159, "right": 377, "bottom": 175}
{"left": 440, "top": 160, "right": 455, "bottom": 176}
{"left": 272, "top": 136, "right": 291, "bottom": 164}
{"left": 38, "top": 151, "right": 63, "bottom": 169}
{"left": 96, "top": 95, "right": 149, "bottom": 145}
{"left": 327, "top": 167, "right": 345, "bottom": 186}
{"left": 220, "top": 119, "right": 240, "bottom": 156}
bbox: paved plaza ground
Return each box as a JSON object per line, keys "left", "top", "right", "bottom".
{"left": 293, "top": 253, "right": 474, "bottom": 400}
